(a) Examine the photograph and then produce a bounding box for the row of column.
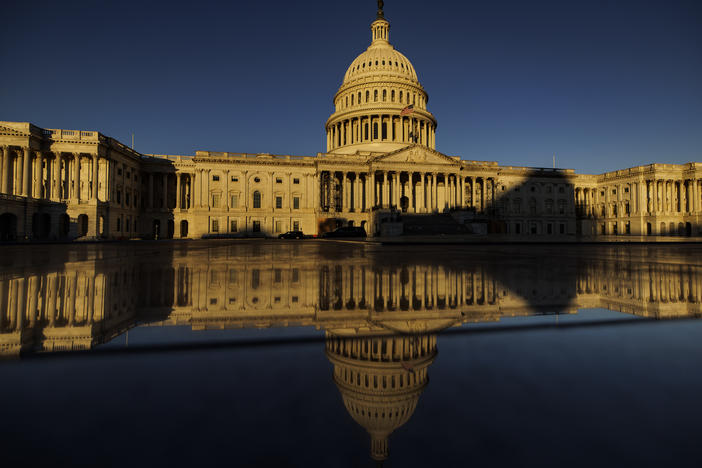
[0,146,100,201]
[319,265,497,312]
[327,114,436,150]
[577,263,702,305]
[576,178,702,218]
[321,170,495,213]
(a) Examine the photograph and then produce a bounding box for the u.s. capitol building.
[1,3,700,240]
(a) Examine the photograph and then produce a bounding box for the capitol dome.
[325,3,437,154]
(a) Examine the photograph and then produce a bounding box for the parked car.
[278,230,304,239]
[321,226,367,238]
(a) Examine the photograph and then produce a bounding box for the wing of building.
[1,4,700,241]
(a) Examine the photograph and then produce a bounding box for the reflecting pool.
[1,241,702,467]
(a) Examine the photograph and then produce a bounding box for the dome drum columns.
[326,114,435,152]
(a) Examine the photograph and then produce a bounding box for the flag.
[400,104,414,116]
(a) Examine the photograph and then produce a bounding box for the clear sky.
[1,0,700,174]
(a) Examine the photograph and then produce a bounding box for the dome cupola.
[325,1,437,154]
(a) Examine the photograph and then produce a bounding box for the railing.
[0,193,28,202]
[42,128,99,141]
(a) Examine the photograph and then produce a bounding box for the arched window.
[358,92,361,103]
[373,123,378,139]
[345,96,348,107]
[399,91,403,102]
[365,90,369,102]
[374,90,378,102]
[382,90,387,101]
[253,191,261,209]
[351,94,354,105]
[391,90,395,102]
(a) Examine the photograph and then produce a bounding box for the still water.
[1,240,702,467]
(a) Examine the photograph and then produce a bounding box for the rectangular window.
[275,220,282,233]
[210,298,217,305]
[275,196,282,209]
[292,269,299,282]
[213,175,220,181]
[547,223,553,235]
[230,195,238,208]
[293,221,300,231]
[293,178,300,184]
[253,221,261,232]
[292,296,299,303]
[229,270,237,283]
[212,220,219,232]
[212,194,220,208]
[559,223,565,234]
[117,168,122,176]
[293,197,300,209]
[116,191,121,203]
[231,176,238,182]
[515,223,521,234]
[230,220,237,232]
[274,269,282,283]
[274,296,281,303]
[276,178,283,184]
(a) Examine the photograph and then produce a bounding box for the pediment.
[0,125,28,136]
[372,145,460,166]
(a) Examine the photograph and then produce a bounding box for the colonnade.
[576,178,702,219]
[320,169,495,214]
[326,115,436,151]
[0,146,101,201]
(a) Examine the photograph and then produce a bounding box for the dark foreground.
[1,240,701,467]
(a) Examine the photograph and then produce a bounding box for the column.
[54,153,62,199]
[73,153,81,201]
[393,172,400,208]
[481,178,486,212]
[419,173,425,212]
[22,147,31,197]
[163,173,168,209]
[148,173,154,209]
[92,155,99,200]
[431,173,437,212]
[176,173,182,209]
[357,173,363,212]
[1,146,10,194]
[33,151,42,198]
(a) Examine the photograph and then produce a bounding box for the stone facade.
[1,7,700,240]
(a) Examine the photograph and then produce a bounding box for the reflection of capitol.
[327,333,436,461]
[1,244,701,461]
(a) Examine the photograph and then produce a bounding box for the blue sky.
[1,0,700,174]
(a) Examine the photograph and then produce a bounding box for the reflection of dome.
[326,332,437,462]
[325,5,437,154]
